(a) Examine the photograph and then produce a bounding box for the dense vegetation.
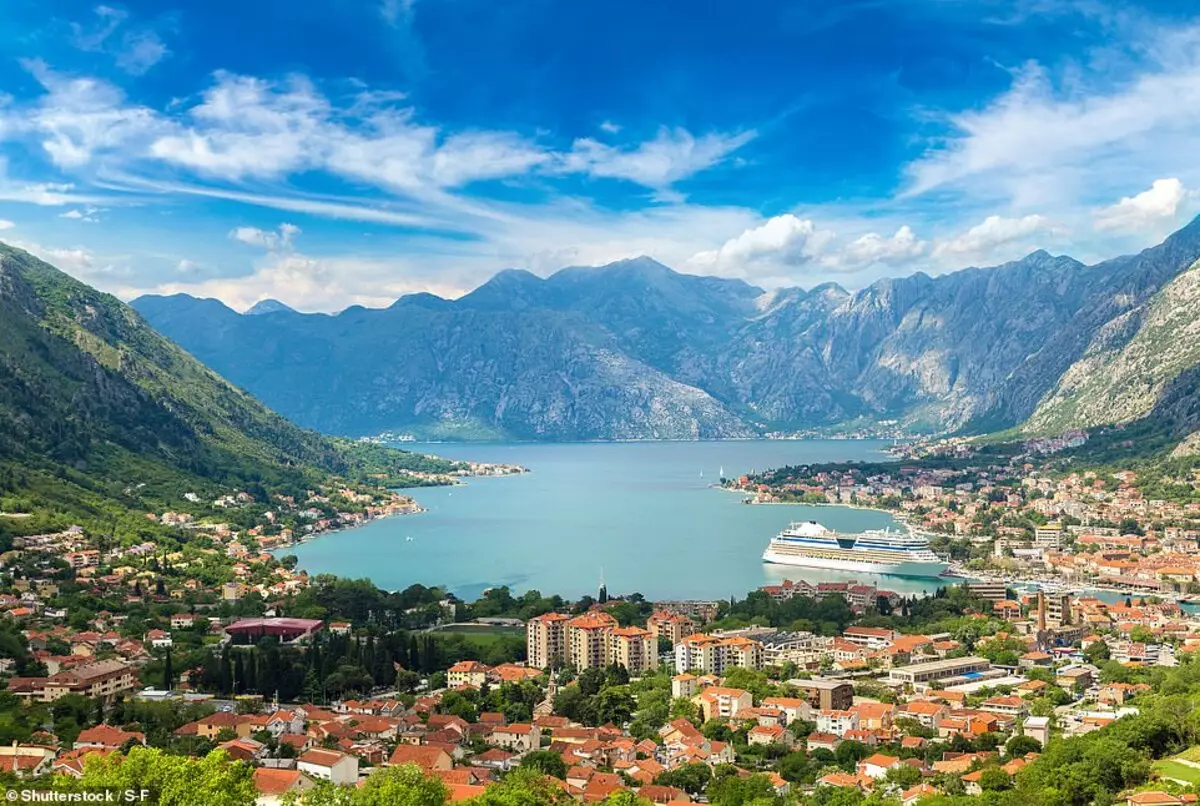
[0,243,461,540]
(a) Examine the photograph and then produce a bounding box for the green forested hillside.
[0,242,458,535]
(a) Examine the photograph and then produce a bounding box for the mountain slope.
[131,218,1200,441]
[0,242,455,521]
[1026,257,1200,439]
[133,288,754,441]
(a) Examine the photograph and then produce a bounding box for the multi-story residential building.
[609,626,657,675]
[792,678,854,712]
[652,601,721,623]
[13,659,139,702]
[647,611,696,646]
[694,687,752,722]
[815,709,860,738]
[674,633,764,674]
[965,581,1008,601]
[526,613,570,669]
[565,613,619,671]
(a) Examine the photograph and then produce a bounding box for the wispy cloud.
[904,22,1200,211]
[70,5,171,75]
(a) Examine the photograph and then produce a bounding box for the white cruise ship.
[762,521,949,578]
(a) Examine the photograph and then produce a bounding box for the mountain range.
[0,242,454,526]
[129,218,1200,448]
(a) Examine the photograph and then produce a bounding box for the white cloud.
[70,6,127,52]
[70,6,170,75]
[599,121,622,134]
[564,127,756,189]
[1094,178,1190,232]
[15,59,165,169]
[932,214,1059,261]
[175,258,200,274]
[824,226,927,269]
[148,249,469,312]
[58,205,102,222]
[380,0,416,26]
[904,24,1200,210]
[687,214,834,277]
[0,219,14,230]
[230,223,301,250]
[10,238,130,280]
[115,30,170,76]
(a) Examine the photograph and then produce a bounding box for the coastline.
[723,486,935,536]
[271,461,528,554]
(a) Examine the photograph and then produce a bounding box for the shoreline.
[723,487,935,536]
[271,463,527,555]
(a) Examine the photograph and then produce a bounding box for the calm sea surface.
[283,440,950,601]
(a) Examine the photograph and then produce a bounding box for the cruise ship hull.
[762,548,949,578]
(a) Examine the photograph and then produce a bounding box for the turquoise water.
[283,440,949,601]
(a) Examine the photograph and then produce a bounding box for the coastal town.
[730,436,1200,600]
[1,438,1200,805]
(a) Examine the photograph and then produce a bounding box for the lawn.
[1153,759,1200,784]
[1179,746,1200,763]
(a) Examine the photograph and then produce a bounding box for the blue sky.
[1,0,1199,311]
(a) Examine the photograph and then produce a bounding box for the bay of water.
[284,440,949,601]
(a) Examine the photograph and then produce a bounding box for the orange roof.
[253,768,303,795]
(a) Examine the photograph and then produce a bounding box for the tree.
[352,763,448,805]
[884,764,922,787]
[834,739,871,771]
[654,762,712,795]
[705,766,779,806]
[521,750,568,779]
[459,768,572,805]
[978,767,1012,791]
[1084,641,1111,664]
[55,748,256,806]
[1005,734,1042,758]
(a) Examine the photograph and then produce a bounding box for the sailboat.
[719,465,725,479]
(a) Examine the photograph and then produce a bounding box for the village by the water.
[3,432,1200,805]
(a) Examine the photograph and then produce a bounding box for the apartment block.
[674,633,764,674]
[526,613,570,669]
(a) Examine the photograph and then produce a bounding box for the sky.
[1,0,1199,312]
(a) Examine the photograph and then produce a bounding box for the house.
[0,745,56,777]
[297,749,358,785]
[806,732,841,753]
[761,697,811,726]
[253,769,314,806]
[386,745,453,771]
[902,783,939,806]
[980,696,1028,719]
[475,749,516,771]
[672,674,698,699]
[220,738,267,763]
[747,724,792,747]
[145,629,172,649]
[1126,793,1183,806]
[490,724,541,753]
[857,753,901,780]
[447,661,491,688]
[170,613,201,630]
[74,724,146,751]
